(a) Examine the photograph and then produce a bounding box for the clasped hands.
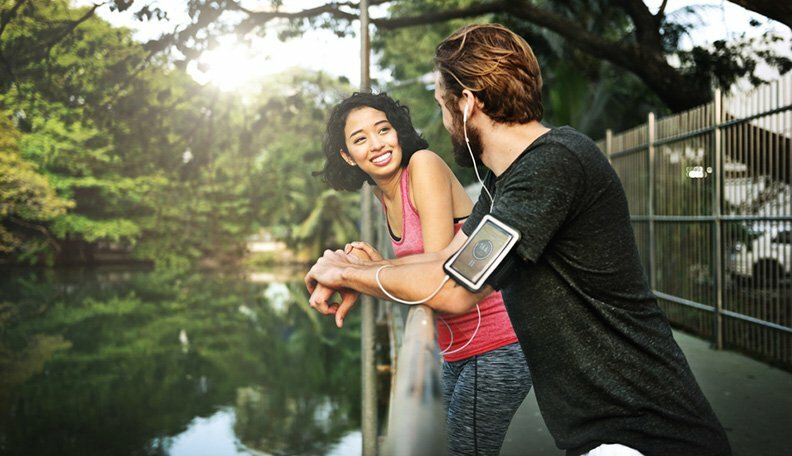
[304,241,383,328]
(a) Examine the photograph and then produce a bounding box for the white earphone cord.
[438,303,481,355]
[376,263,482,356]
[376,264,449,305]
[371,100,487,355]
[464,101,494,212]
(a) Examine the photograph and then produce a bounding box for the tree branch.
[614,0,664,50]
[727,0,791,28]
[0,0,27,85]
[8,216,61,253]
[44,4,101,50]
[370,0,705,110]
[372,1,644,73]
[225,0,392,25]
[656,0,668,18]
[371,1,500,29]
[0,0,29,40]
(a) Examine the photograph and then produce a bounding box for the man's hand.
[305,247,369,328]
[308,284,359,328]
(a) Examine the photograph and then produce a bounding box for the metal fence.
[598,74,792,368]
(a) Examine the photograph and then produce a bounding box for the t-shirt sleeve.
[491,145,583,263]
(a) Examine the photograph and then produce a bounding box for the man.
[306,23,731,456]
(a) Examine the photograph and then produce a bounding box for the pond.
[0,267,362,455]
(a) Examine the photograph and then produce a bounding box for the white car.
[729,228,792,284]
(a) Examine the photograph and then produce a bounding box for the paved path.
[500,330,792,456]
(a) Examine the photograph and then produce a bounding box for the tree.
[0,113,73,261]
[371,7,668,182]
[728,0,791,27]
[0,0,181,264]
[1,1,359,266]
[89,0,792,114]
[293,189,360,261]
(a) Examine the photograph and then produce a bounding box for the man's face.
[434,74,483,168]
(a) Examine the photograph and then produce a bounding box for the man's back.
[462,127,730,455]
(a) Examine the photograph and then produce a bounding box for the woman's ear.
[340,150,357,166]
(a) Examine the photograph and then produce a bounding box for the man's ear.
[340,150,357,166]
[459,89,478,120]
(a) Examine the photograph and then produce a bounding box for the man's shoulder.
[539,126,600,153]
[505,127,587,172]
[513,127,605,170]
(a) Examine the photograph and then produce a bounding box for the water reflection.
[0,267,362,455]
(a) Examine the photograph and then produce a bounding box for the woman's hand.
[345,241,383,261]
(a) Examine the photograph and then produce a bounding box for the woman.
[315,92,532,455]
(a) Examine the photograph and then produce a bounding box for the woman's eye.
[379,127,391,134]
[353,137,365,144]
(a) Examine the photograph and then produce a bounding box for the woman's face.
[341,106,403,180]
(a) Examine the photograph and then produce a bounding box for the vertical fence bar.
[604,74,792,368]
[605,129,613,159]
[359,1,378,454]
[713,88,724,349]
[648,113,657,291]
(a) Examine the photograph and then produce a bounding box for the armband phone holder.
[443,214,520,292]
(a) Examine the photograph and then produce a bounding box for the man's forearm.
[340,258,487,314]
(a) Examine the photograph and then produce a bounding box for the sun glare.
[188,30,361,92]
[189,37,267,91]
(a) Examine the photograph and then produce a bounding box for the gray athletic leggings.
[441,342,533,456]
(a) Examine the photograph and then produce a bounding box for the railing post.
[712,88,724,349]
[383,306,447,456]
[359,1,378,454]
[648,113,657,292]
[605,128,613,162]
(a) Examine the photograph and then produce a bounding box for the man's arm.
[305,230,490,324]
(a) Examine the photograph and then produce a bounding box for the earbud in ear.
[463,101,470,123]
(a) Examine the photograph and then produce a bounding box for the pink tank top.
[384,166,519,362]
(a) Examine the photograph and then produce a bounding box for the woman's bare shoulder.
[408,149,453,176]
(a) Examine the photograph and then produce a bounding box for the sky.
[75,0,790,92]
[75,0,383,90]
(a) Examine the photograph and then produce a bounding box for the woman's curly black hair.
[315,92,429,191]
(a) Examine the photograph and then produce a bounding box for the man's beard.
[450,111,484,168]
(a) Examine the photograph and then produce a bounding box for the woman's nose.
[369,136,384,151]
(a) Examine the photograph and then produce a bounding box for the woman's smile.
[371,151,393,166]
[343,106,403,176]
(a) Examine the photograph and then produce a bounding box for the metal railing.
[382,305,447,456]
[598,74,792,367]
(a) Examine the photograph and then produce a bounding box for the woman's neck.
[373,167,404,203]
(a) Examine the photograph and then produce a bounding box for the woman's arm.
[308,150,481,326]
[343,150,471,267]
[408,150,473,254]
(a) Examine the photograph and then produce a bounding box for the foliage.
[104,0,792,114]
[294,189,361,260]
[0,113,73,258]
[0,268,362,455]
[3,0,787,266]
[0,0,358,266]
[369,1,667,183]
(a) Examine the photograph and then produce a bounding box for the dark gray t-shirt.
[463,127,730,456]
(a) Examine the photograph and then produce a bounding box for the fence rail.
[382,305,447,456]
[598,74,792,367]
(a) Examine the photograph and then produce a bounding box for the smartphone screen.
[444,215,519,290]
